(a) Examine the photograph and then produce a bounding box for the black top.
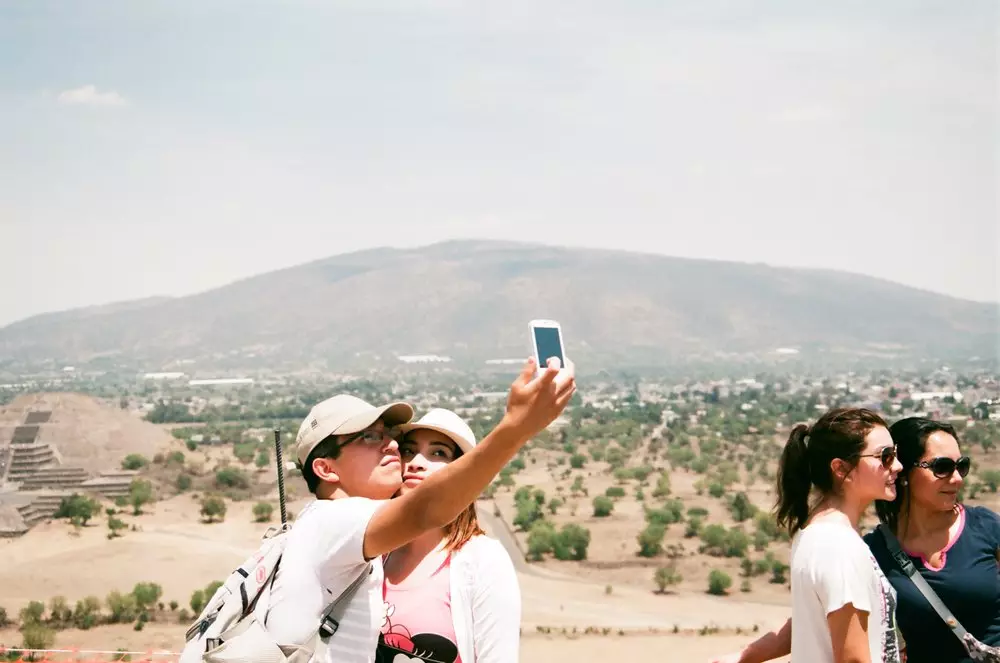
[863,505,1000,663]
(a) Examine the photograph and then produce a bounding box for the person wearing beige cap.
[264,356,574,663]
[376,408,520,663]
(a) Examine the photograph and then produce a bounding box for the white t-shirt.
[267,497,386,663]
[790,520,901,663]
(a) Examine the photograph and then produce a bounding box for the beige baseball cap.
[295,394,414,465]
[398,408,477,455]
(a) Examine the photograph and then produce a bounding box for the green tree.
[19,601,45,626]
[190,590,206,614]
[132,582,163,611]
[555,524,591,561]
[527,521,556,561]
[128,478,155,515]
[54,494,100,526]
[637,523,667,558]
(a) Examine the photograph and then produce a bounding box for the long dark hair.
[876,417,960,534]
[776,407,888,536]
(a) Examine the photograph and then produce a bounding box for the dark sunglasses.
[916,456,971,479]
[859,446,897,468]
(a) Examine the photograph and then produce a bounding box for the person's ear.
[311,457,340,484]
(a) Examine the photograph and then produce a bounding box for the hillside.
[1,241,996,367]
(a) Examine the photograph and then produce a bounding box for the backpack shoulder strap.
[877,524,969,641]
[307,562,373,662]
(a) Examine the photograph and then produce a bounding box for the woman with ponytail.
[710,408,903,663]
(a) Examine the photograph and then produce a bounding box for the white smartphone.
[529,319,566,372]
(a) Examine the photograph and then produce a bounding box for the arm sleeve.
[810,535,875,617]
[309,497,387,567]
[471,539,522,663]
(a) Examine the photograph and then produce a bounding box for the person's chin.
[880,484,897,501]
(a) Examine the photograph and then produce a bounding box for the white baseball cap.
[295,394,413,465]
[398,408,477,454]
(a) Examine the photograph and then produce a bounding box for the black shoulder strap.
[877,524,969,641]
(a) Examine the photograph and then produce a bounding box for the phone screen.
[533,326,565,368]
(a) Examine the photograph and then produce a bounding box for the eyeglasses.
[916,456,971,479]
[859,446,897,468]
[340,426,401,448]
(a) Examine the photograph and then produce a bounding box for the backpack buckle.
[318,616,340,638]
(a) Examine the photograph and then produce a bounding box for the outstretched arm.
[363,357,575,559]
[708,618,790,663]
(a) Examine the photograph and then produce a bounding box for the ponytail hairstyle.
[876,417,960,535]
[775,407,888,536]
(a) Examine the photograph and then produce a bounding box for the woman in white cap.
[375,408,521,663]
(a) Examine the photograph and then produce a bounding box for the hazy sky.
[1,0,997,327]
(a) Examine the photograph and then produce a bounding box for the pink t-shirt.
[376,548,462,663]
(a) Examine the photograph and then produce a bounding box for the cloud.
[57,85,128,108]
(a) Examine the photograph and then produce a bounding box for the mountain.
[1,241,996,368]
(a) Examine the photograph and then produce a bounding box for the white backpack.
[180,524,371,663]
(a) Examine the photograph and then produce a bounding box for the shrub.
[19,601,45,626]
[215,468,250,490]
[20,623,56,652]
[201,495,227,523]
[121,454,149,471]
[555,524,591,561]
[55,494,101,526]
[708,570,732,596]
[72,596,102,630]
[605,486,626,499]
[106,591,138,624]
[132,582,163,611]
[569,453,587,469]
[527,521,556,561]
[637,523,667,558]
[253,502,274,523]
[592,496,614,518]
[654,564,682,593]
[128,479,155,515]
[176,473,193,491]
[190,590,206,614]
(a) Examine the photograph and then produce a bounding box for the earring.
[900,478,908,486]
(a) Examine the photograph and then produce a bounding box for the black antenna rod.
[274,428,288,526]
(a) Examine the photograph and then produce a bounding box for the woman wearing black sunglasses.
[861,417,1000,663]
[709,417,998,663]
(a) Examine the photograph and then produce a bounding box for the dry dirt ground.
[0,494,791,662]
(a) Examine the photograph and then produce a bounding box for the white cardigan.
[449,535,522,663]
